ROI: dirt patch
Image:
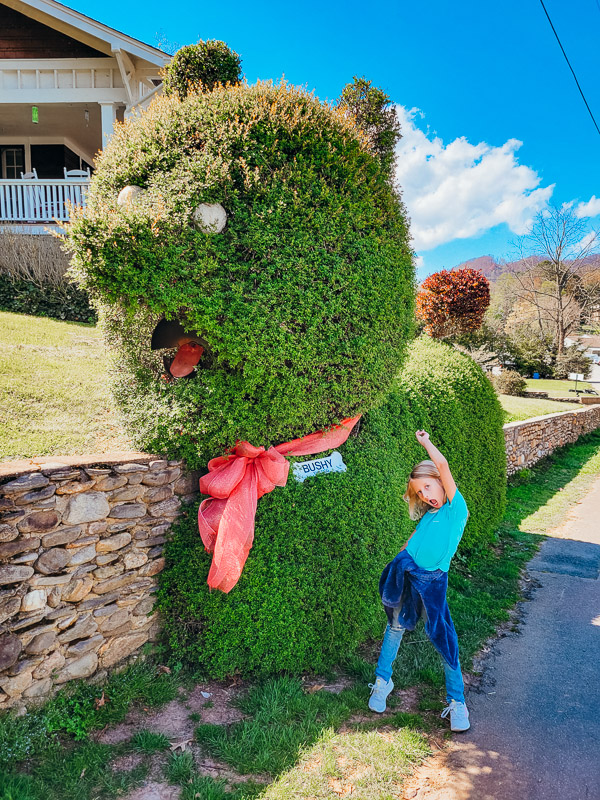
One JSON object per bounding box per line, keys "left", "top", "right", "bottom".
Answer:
{"left": 94, "top": 681, "right": 246, "bottom": 746}
{"left": 392, "top": 685, "right": 421, "bottom": 713}
{"left": 100, "top": 681, "right": 270, "bottom": 799}
{"left": 110, "top": 752, "right": 145, "bottom": 773}
{"left": 187, "top": 742, "right": 270, "bottom": 786}
{"left": 191, "top": 684, "right": 247, "bottom": 726}
{"left": 120, "top": 781, "right": 180, "bottom": 800}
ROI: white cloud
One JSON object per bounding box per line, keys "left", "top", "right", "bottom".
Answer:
{"left": 394, "top": 107, "right": 554, "bottom": 252}
{"left": 578, "top": 230, "right": 598, "bottom": 251}
{"left": 574, "top": 196, "right": 600, "bottom": 219}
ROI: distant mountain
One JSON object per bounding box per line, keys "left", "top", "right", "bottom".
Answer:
{"left": 450, "top": 256, "right": 508, "bottom": 281}
{"left": 449, "top": 254, "right": 599, "bottom": 281}
{"left": 452, "top": 255, "right": 499, "bottom": 276}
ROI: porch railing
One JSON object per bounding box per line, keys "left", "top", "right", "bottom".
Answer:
{"left": 0, "top": 179, "right": 90, "bottom": 223}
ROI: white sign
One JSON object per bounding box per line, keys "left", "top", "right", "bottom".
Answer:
{"left": 292, "top": 451, "right": 347, "bottom": 483}
{"left": 568, "top": 373, "right": 585, "bottom": 381}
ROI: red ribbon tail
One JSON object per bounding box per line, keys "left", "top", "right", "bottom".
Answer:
{"left": 198, "top": 497, "right": 226, "bottom": 553}
{"left": 206, "top": 468, "right": 258, "bottom": 593}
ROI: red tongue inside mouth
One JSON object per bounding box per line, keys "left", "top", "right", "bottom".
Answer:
{"left": 170, "top": 342, "right": 204, "bottom": 377}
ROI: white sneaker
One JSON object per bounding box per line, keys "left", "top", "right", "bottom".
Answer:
{"left": 368, "top": 677, "right": 394, "bottom": 713}
{"left": 441, "top": 699, "right": 470, "bottom": 731}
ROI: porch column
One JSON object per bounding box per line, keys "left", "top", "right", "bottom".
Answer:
{"left": 99, "top": 102, "right": 117, "bottom": 148}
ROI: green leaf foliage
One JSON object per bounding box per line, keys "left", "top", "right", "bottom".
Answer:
{"left": 337, "top": 76, "right": 402, "bottom": 180}
{"left": 156, "top": 336, "right": 506, "bottom": 677}
{"left": 163, "top": 40, "right": 242, "bottom": 98}
{"left": 0, "top": 273, "right": 95, "bottom": 323}
{"left": 66, "top": 81, "right": 415, "bottom": 467}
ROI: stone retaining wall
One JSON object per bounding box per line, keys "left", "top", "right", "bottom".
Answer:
{"left": 504, "top": 404, "right": 600, "bottom": 475}
{"left": 0, "top": 453, "right": 198, "bottom": 711}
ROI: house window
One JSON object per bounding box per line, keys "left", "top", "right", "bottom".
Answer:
{"left": 0, "top": 146, "right": 25, "bottom": 179}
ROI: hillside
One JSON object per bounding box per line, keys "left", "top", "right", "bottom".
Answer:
{"left": 452, "top": 254, "right": 599, "bottom": 282}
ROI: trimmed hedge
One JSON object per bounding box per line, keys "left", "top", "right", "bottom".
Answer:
{"left": 66, "top": 82, "right": 415, "bottom": 469}
{"left": 0, "top": 273, "right": 95, "bottom": 323}
{"left": 156, "top": 336, "right": 506, "bottom": 677}
{"left": 492, "top": 369, "right": 527, "bottom": 397}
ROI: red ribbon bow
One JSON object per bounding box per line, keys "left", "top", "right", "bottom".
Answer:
{"left": 198, "top": 415, "right": 361, "bottom": 592}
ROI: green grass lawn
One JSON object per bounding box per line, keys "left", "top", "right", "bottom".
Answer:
{"left": 525, "top": 377, "right": 593, "bottom": 398}
{"left": 0, "top": 311, "right": 131, "bottom": 461}
{"left": 3, "top": 430, "right": 599, "bottom": 800}
{"left": 499, "top": 393, "right": 577, "bottom": 423}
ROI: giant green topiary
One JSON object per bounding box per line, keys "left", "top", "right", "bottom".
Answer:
{"left": 68, "top": 82, "right": 415, "bottom": 468}
{"left": 67, "top": 81, "right": 506, "bottom": 677}
{"left": 157, "top": 336, "right": 506, "bottom": 676}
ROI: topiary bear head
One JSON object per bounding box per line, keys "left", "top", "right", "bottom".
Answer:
{"left": 68, "top": 82, "right": 415, "bottom": 469}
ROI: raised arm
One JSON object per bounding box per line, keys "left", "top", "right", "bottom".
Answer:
{"left": 415, "top": 430, "right": 457, "bottom": 503}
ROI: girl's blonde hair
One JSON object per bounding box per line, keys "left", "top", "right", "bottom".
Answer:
{"left": 403, "top": 460, "right": 445, "bottom": 522}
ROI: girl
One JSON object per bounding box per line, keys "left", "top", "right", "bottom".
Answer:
{"left": 368, "top": 430, "right": 470, "bottom": 732}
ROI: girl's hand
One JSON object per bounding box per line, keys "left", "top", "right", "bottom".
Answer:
{"left": 416, "top": 430, "right": 430, "bottom": 447}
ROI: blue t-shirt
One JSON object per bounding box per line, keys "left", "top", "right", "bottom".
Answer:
{"left": 405, "top": 489, "right": 469, "bottom": 572}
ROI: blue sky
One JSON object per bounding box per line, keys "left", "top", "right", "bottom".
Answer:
{"left": 76, "top": 0, "right": 600, "bottom": 276}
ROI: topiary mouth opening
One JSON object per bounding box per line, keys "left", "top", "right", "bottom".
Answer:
{"left": 151, "top": 317, "right": 210, "bottom": 381}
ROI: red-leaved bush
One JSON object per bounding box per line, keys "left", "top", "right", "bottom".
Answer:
{"left": 416, "top": 268, "right": 490, "bottom": 338}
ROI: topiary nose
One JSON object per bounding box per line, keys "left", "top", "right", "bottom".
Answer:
{"left": 170, "top": 341, "right": 204, "bottom": 377}
{"left": 151, "top": 318, "right": 209, "bottom": 380}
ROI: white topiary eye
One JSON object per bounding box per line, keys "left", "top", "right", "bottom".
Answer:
{"left": 117, "top": 186, "right": 146, "bottom": 206}
{"left": 192, "top": 203, "right": 227, "bottom": 233}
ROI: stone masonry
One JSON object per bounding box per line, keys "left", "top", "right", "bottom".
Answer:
{"left": 0, "top": 453, "right": 198, "bottom": 710}
{"left": 504, "top": 404, "right": 600, "bottom": 475}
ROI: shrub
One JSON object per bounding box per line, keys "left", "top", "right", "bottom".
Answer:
{"left": 0, "top": 273, "right": 95, "bottom": 323}
{"left": 162, "top": 40, "right": 242, "bottom": 99}
{"left": 0, "top": 230, "right": 69, "bottom": 285}
{"left": 67, "top": 82, "right": 415, "bottom": 469}
{"left": 553, "top": 345, "right": 592, "bottom": 380}
{"left": 416, "top": 268, "right": 490, "bottom": 338}
{"left": 0, "top": 231, "right": 95, "bottom": 322}
{"left": 156, "top": 336, "right": 506, "bottom": 677}
{"left": 492, "top": 369, "right": 527, "bottom": 396}
{"left": 336, "top": 76, "right": 402, "bottom": 181}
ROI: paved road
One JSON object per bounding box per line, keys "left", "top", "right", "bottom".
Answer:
{"left": 587, "top": 361, "right": 600, "bottom": 386}
{"left": 404, "top": 475, "right": 600, "bottom": 800}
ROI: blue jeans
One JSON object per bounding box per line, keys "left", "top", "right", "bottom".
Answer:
{"left": 375, "top": 621, "right": 465, "bottom": 704}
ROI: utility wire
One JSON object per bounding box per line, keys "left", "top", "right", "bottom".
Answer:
{"left": 539, "top": 0, "right": 600, "bottom": 137}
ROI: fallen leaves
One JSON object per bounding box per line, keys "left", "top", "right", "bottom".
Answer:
{"left": 170, "top": 738, "right": 193, "bottom": 752}
{"left": 94, "top": 691, "right": 109, "bottom": 709}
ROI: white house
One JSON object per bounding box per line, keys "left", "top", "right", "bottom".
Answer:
{"left": 564, "top": 334, "right": 600, "bottom": 363}
{"left": 0, "top": 0, "right": 171, "bottom": 229}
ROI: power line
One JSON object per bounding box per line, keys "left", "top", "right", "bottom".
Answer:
{"left": 539, "top": 0, "right": 600, "bottom": 137}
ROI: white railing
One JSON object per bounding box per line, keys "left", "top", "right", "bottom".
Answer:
{"left": 0, "top": 180, "right": 90, "bottom": 223}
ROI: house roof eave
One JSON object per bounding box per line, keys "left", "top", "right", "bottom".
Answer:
{"left": 2, "top": 0, "right": 172, "bottom": 66}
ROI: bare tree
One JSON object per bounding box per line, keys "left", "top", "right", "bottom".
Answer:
{"left": 509, "top": 205, "right": 600, "bottom": 354}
